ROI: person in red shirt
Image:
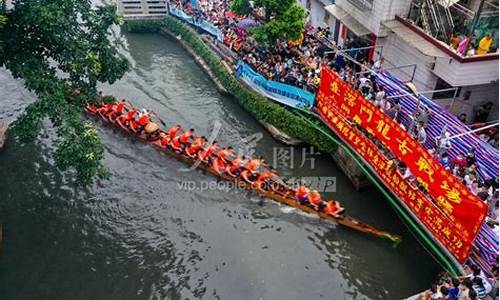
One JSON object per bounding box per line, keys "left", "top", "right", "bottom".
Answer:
{"left": 451, "top": 153, "right": 467, "bottom": 169}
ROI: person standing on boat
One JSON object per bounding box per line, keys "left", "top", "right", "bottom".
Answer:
{"left": 295, "top": 185, "right": 309, "bottom": 205}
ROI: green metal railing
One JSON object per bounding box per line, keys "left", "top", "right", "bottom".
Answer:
{"left": 292, "top": 109, "right": 460, "bottom": 276}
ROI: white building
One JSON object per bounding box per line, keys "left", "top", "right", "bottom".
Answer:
{"left": 297, "top": 0, "right": 336, "bottom": 32}
{"left": 117, "top": 0, "right": 168, "bottom": 20}
{"left": 322, "top": 0, "right": 499, "bottom": 122}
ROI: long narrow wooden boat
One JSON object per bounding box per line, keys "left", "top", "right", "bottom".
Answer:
{"left": 85, "top": 103, "right": 401, "bottom": 243}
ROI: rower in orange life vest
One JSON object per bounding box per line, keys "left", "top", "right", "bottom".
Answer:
{"left": 136, "top": 109, "right": 150, "bottom": 134}
{"left": 211, "top": 147, "right": 234, "bottom": 174}
{"left": 168, "top": 125, "right": 183, "bottom": 152}
{"left": 241, "top": 157, "right": 262, "bottom": 183}
{"left": 179, "top": 128, "right": 195, "bottom": 147}
{"left": 121, "top": 108, "right": 138, "bottom": 131}
{"left": 185, "top": 136, "right": 206, "bottom": 157}
{"left": 97, "top": 102, "right": 114, "bottom": 117}
{"left": 252, "top": 171, "right": 273, "bottom": 192}
{"left": 167, "top": 124, "right": 181, "bottom": 140}
{"left": 308, "top": 190, "right": 324, "bottom": 211}
{"left": 295, "top": 185, "right": 309, "bottom": 205}
{"left": 324, "top": 200, "right": 344, "bottom": 218}
{"left": 109, "top": 99, "right": 127, "bottom": 120}
{"left": 198, "top": 141, "right": 218, "bottom": 162}
{"left": 226, "top": 155, "right": 245, "bottom": 177}
{"left": 159, "top": 132, "right": 170, "bottom": 148}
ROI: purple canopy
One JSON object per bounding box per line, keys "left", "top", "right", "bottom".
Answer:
{"left": 237, "top": 18, "right": 259, "bottom": 29}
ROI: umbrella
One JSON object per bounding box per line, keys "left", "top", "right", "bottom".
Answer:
{"left": 237, "top": 18, "right": 259, "bottom": 29}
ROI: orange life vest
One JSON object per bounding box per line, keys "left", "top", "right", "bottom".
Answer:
{"left": 199, "top": 144, "right": 217, "bottom": 160}
{"left": 115, "top": 102, "right": 126, "bottom": 114}
{"left": 138, "top": 114, "right": 149, "bottom": 126}
{"left": 104, "top": 103, "right": 113, "bottom": 111}
{"left": 186, "top": 137, "right": 204, "bottom": 156}
{"left": 257, "top": 171, "right": 272, "bottom": 182}
{"left": 325, "top": 201, "right": 339, "bottom": 216}
{"left": 228, "top": 157, "right": 243, "bottom": 174}
{"left": 160, "top": 135, "right": 170, "bottom": 147}
{"left": 295, "top": 186, "right": 309, "bottom": 199}
{"left": 171, "top": 136, "right": 182, "bottom": 150}
{"left": 308, "top": 191, "right": 322, "bottom": 206}
{"left": 167, "top": 126, "right": 180, "bottom": 139}
{"left": 217, "top": 149, "right": 231, "bottom": 160}
{"left": 212, "top": 158, "right": 226, "bottom": 173}
{"left": 127, "top": 110, "right": 137, "bottom": 120}
{"left": 246, "top": 159, "right": 261, "bottom": 172}
{"left": 180, "top": 131, "right": 193, "bottom": 144}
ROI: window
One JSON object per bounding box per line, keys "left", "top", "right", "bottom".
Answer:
{"left": 432, "top": 78, "right": 461, "bottom": 100}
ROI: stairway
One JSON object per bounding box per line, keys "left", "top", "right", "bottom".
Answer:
{"left": 416, "top": 0, "right": 455, "bottom": 42}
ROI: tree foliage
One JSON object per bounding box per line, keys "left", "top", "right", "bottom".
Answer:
{"left": 0, "top": 0, "right": 129, "bottom": 185}
{"left": 231, "top": 0, "right": 307, "bottom": 44}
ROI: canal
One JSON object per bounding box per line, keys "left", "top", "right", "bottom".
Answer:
{"left": 0, "top": 29, "right": 441, "bottom": 299}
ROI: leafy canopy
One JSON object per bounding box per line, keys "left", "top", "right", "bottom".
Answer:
{"left": 231, "top": 0, "right": 307, "bottom": 44}
{"left": 0, "top": 0, "right": 129, "bottom": 185}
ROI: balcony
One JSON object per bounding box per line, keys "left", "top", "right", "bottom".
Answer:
{"left": 345, "top": 0, "right": 373, "bottom": 11}
{"left": 384, "top": 16, "right": 498, "bottom": 86}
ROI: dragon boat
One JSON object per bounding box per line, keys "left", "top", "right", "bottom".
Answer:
{"left": 85, "top": 101, "right": 401, "bottom": 243}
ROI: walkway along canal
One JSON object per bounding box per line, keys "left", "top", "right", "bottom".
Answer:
{"left": 0, "top": 27, "right": 441, "bottom": 299}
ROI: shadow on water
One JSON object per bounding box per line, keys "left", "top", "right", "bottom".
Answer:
{"left": 0, "top": 29, "right": 441, "bottom": 300}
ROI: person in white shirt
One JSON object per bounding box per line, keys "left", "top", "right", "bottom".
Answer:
{"left": 373, "top": 57, "right": 384, "bottom": 70}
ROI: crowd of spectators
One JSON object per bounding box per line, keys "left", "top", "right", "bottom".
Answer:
{"left": 417, "top": 264, "right": 498, "bottom": 300}
{"left": 169, "top": 0, "right": 499, "bottom": 234}
{"left": 449, "top": 32, "right": 497, "bottom": 57}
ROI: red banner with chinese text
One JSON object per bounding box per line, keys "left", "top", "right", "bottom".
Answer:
{"left": 316, "top": 67, "right": 487, "bottom": 262}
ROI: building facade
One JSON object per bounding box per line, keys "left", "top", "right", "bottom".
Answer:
{"left": 117, "top": 0, "right": 168, "bottom": 20}
{"left": 322, "top": 0, "right": 499, "bottom": 123}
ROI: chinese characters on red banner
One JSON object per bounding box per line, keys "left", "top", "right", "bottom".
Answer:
{"left": 316, "top": 67, "right": 488, "bottom": 263}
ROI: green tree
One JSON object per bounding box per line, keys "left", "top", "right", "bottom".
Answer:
{"left": 0, "top": 0, "right": 129, "bottom": 185}
{"left": 231, "top": 0, "right": 307, "bottom": 44}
